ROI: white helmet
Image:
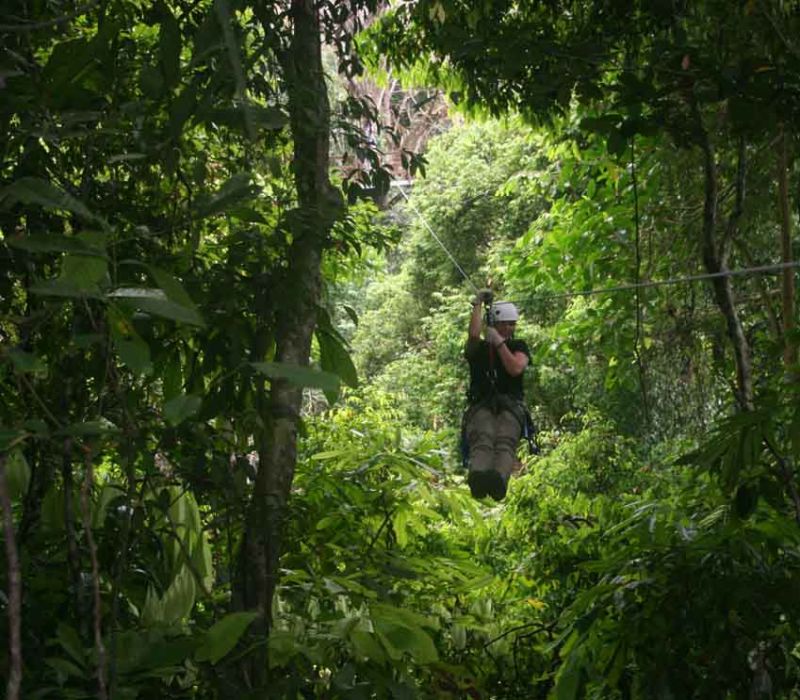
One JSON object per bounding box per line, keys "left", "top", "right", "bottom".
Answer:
{"left": 490, "top": 301, "right": 519, "bottom": 323}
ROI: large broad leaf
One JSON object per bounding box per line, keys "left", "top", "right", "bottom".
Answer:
{"left": 316, "top": 307, "right": 358, "bottom": 403}
{"left": 164, "top": 394, "right": 202, "bottom": 426}
{"left": 195, "top": 612, "right": 258, "bottom": 665}
{"left": 29, "top": 279, "right": 104, "bottom": 299}
{"left": 251, "top": 362, "right": 340, "bottom": 394}
{"left": 114, "top": 334, "right": 152, "bottom": 376}
{"left": 61, "top": 254, "right": 108, "bottom": 289}
{"left": 195, "top": 173, "right": 257, "bottom": 218}
{"left": 7, "top": 349, "right": 47, "bottom": 374}
{"left": 0, "top": 177, "right": 103, "bottom": 226}
{"left": 374, "top": 620, "right": 438, "bottom": 665}
{"left": 349, "top": 629, "right": 387, "bottom": 663}
{"left": 142, "top": 566, "right": 197, "bottom": 625}
{"left": 5, "top": 449, "right": 31, "bottom": 501}
{"left": 317, "top": 330, "right": 358, "bottom": 388}
{"left": 200, "top": 104, "right": 288, "bottom": 134}
{"left": 108, "top": 287, "right": 205, "bottom": 326}
{"left": 147, "top": 266, "right": 198, "bottom": 309}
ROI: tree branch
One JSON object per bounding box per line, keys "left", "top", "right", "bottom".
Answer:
{"left": 80, "top": 448, "right": 108, "bottom": 700}
{"left": 0, "top": 455, "right": 22, "bottom": 700}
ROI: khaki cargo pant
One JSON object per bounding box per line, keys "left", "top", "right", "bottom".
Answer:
{"left": 464, "top": 398, "right": 523, "bottom": 479}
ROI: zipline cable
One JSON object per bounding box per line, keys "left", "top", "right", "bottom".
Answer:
{"left": 392, "top": 182, "right": 800, "bottom": 306}
{"left": 519, "top": 261, "right": 800, "bottom": 304}
{"left": 396, "top": 186, "right": 479, "bottom": 294}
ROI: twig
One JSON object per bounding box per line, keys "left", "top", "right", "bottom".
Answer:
{"left": 483, "top": 621, "right": 552, "bottom": 648}
{"left": 0, "top": 455, "right": 22, "bottom": 700}
{"left": 364, "top": 508, "right": 394, "bottom": 555}
{"left": 631, "top": 136, "right": 651, "bottom": 426}
{"left": 80, "top": 448, "right": 108, "bottom": 700}
{"left": 19, "top": 373, "right": 63, "bottom": 428}
{"left": 0, "top": 2, "right": 98, "bottom": 32}
{"left": 62, "top": 439, "right": 81, "bottom": 597}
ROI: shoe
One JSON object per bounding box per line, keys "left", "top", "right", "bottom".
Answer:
{"left": 468, "top": 470, "right": 506, "bottom": 501}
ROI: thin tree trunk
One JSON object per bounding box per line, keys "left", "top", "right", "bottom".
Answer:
{"left": 692, "top": 100, "right": 754, "bottom": 410}
{"left": 776, "top": 123, "right": 797, "bottom": 374}
{"left": 241, "top": 0, "right": 343, "bottom": 684}
{"left": 0, "top": 455, "right": 23, "bottom": 700}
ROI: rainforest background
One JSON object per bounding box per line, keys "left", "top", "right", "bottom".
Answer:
{"left": 2, "top": 0, "right": 800, "bottom": 698}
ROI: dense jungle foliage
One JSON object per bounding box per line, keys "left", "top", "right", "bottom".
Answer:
{"left": 2, "top": 0, "right": 800, "bottom": 698}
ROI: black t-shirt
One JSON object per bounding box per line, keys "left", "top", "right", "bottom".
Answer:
{"left": 466, "top": 338, "right": 531, "bottom": 403}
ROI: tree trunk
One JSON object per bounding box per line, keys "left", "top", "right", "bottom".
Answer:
{"left": 776, "top": 123, "right": 797, "bottom": 375}
{"left": 239, "top": 0, "right": 342, "bottom": 685}
{"left": 692, "top": 101, "right": 754, "bottom": 410}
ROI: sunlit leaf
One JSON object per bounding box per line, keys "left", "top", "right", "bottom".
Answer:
{"left": 251, "top": 361, "right": 340, "bottom": 393}
{"left": 196, "top": 612, "right": 258, "bottom": 664}
{"left": 0, "top": 177, "right": 104, "bottom": 226}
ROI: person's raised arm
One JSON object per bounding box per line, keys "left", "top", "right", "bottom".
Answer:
{"left": 466, "top": 290, "right": 492, "bottom": 354}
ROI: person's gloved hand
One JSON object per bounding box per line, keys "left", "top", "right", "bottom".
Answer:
{"left": 472, "top": 288, "right": 493, "bottom": 305}
{"left": 485, "top": 326, "right": 504, "bottom": 347}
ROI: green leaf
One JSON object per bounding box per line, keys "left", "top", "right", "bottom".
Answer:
{"left": 159, "top": 6, "right": 182, "bottom": 89}
{"left": 251, "top": 362, "right": 341, "bottom": 394}
{"left": 149, "top": 566, "right": 197, "bottom": 624}
{"left": 196, "top": 612, "right": 258, "bottom": 664}
{"left": 553, "top": 644, "right": 584, "bottom": 700}
{"left": 164, "top": 393, "right": 202, "bottom": 425}
{"left": 28, "top": 279, "right": 104, "bottom": 299}
{"left": 60, "top": 419, "right": 119, "bottom": 436}
{"left": 44, "top": 656, "right": 86, "bottom": 680}
{"left": 317, "top": 329, "right": 359, "bottom": 394}
{"left": 201, "top": 104, "right": 288, "bottom": 134}
{"left": 371, "top": 603, "right": 439, "bottom": 631}
{"left": 343, "top": 304, "right": 359, "bottom": 326}
{"left": 147, "top": 266, "right": 197, "bottom": 309}
{"left": 169, "top": 84, "right": 197, "bottom": 138}
{"left": 108, "top": 306, "right": 152, "bottom": 375}
{"left": 0, "top": 177, "right": 103, "bottom": 226}
{"left": 60, "top": 254, "right": 108, "bottom": 290}
{"left": 5, "top": 449, "right": 31, "bottom": 500}
{"left": 109, "top": 288, "right": 205, "bottom": 326}
{"left": 196, "top": 173, "right": 257, "bottom": 218}
{"left": 6, "top": 234, "right": 103, "bottom": 255}
{"left": 268, "top": 630, "right": 299, "bottom": 668}
{"left": 374, "top": 620, "right": 438, "bottom": 664}
{"left": 7, "top": 348, "right": 47, "bottom": 374}
{"left": 56, "top": 624, "right": 86, "bottom": 668}
{"left": 350, "top": 629, "right": 386, "bottom": 663}
{"left": 115, "top": 335, "right": 152, "bottom": 376}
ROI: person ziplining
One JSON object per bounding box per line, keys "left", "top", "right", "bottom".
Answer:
{"left": 394, "top": 181, "right": 800, "bottom": 501}
{"left": 463, "top": 290, "right": 534, "bottom": 501}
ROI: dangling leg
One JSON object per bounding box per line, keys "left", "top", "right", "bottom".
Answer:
{"left": 465, "top": 405, "right": 505, "bottom": 499}
{"left": 491, "top": 408, "right": 523, "bottom": 500}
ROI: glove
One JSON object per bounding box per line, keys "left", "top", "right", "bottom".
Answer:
{"left": 472, "top": 288, "right": 493, "bottom": 305}
{"left": 485, "top": 326, "right": 504, "bottom": 348}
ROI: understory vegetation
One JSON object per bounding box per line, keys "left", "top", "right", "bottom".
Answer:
{"left": 2, "top": 1, "right": 800, "bottom": 698}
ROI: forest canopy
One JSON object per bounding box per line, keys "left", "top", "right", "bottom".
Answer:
{"left": 1, "top": 0, "right": 800, "bottom": 698}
